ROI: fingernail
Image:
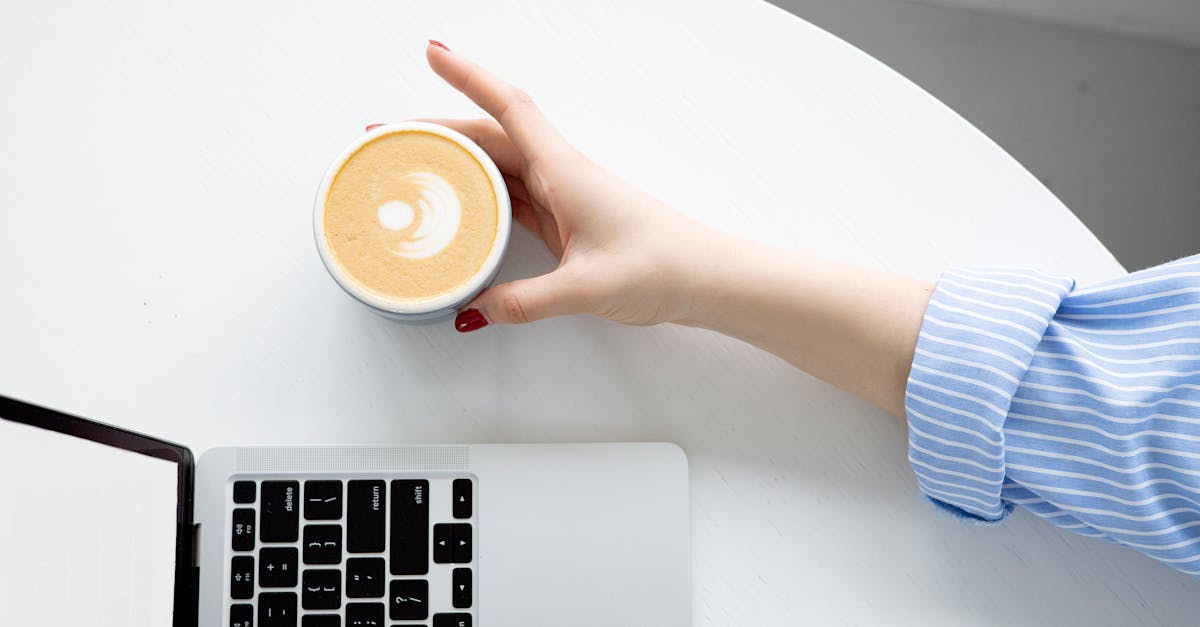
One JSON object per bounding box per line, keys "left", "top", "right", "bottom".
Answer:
{"left": 429, "top": 40, "right": 449, "bottom": 51}
{"left": 455, "top": 308, "right": 488, "bottom": 333}
{"left": 365, "top": 124, "right": 385, "bottom": 132}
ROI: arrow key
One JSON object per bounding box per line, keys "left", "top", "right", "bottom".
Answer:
{"left": 433, "top": 523, "right": 472, "bottom": 564}
{"left": 452, "top": 567, "right": 472, "bottom": 608}
{"left": 433, "top": 524, "right": 453, "bottom": 563}
{"left": 452, "top": 524, "right": 472, "bottom": 563}
{"left": 452, "top": 478, "right": 472, "bottom": 518}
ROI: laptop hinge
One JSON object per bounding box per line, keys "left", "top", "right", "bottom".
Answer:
{"left": 189, "top": 523, "right": 200, "bottom": 627}
{"left": 173, "top": 522, "right": 200, "bottom": 627}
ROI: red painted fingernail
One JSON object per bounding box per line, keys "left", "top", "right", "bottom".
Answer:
{"left": 365, "top": 124, "right": 385, "bottom": 132}
{"left": 455, "top": 308, "right": 487, "bottom": 333}
{"left": 429, "top": 40, "right": 449, "bottom": 51}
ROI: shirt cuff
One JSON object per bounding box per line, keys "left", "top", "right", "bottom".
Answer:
{"left": 905, "top": 268, "right": 1075, "bottom": 522}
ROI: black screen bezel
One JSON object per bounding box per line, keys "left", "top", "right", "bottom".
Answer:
{"left": 0, "top": 394, "right": 197, "bottom": 626}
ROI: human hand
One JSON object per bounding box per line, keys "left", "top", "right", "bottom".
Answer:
{"left": 417, "top": 41, "right": 725, "bottom": 332}
{"left": 390, "top": 42, "right": 932, "bottom": 416}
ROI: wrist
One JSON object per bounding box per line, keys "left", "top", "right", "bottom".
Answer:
{"left": 670, "top": 226, "right": 748, "bottom": 330}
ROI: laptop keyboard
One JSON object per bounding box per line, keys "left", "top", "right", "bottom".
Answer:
{"left": 227, "top": 477, "right": 475, "bottom": 627}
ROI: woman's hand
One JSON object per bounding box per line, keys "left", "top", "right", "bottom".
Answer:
{"left": 421, "top": 41, "right": 724, "bottom": 330}
{"left": 420, "top": 41, "right": 933, "bottom": 417}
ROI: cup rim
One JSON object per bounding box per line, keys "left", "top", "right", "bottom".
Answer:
{"left": 313, "top": 121, "right": 512, "bottom": 315}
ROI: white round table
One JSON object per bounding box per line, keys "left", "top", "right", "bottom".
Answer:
{"left": 1, "top": 1, "right": 1194, "bottom": 624}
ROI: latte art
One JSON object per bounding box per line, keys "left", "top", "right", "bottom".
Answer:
{"left": 319, "top": 127, "right": 502, "bottom": 305}
{"left": 377, "top": 172, "right": 463, "bottom": 259}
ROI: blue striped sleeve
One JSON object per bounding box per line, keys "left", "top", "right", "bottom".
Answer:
{"left": 906, "top": 267, "right": 1074, "bottom": 522}
{"left": 906, "top": 254, "right": 1200, "bottom": 577}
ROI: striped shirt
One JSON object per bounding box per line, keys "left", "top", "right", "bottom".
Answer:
{"left": 905, "top": 254, "right": 1200, "bottom": 577}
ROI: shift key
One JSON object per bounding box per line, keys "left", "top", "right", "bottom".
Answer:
{"left": 390, "top": 479, "right": 428, "bottom": 575}
{"left": 348, "top": 480, "right": 386, "bottom": 553}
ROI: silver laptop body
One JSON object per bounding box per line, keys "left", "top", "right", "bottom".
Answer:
{"left": 0, "top": 395, "right": 691, "bottom": 627}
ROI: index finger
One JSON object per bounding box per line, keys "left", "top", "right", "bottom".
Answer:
{"left": 425, "top": 42, "right": 571, "bottom": 164}
{"left": 411, "top": 118, "right": 525, "bottom": 176}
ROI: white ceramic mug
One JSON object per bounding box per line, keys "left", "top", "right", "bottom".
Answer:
{"left": 313, "top": 122, "right": 512, "bottom": 321}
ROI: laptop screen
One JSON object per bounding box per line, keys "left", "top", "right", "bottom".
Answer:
{"left": 0, "top": 412, "right": 181, "bottom": 625}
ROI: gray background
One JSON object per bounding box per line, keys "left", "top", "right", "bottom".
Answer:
{"left": 771, "top": 0, "right": 1200, "bottom": 271}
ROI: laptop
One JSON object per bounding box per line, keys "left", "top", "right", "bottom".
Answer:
{"left": 0, "top": 395, "right": 691, "bottom": 627}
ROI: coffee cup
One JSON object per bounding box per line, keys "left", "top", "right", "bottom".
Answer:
{"left": 314, "top": 122, "right": 511, "bottom": 321}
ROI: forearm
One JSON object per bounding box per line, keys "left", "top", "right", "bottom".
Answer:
{"left": 680, "top": 231, "right": 933, "bottom": 417}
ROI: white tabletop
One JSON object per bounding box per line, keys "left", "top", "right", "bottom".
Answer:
{"left": 2, "top": 1, "right": 1195, "bottom": 625}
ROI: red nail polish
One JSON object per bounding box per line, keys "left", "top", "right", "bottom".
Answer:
{"left": 365, "top": 124, "right": 385, "bottom": 132}
{"left": 455, "top": 308, "right": 487, "bottom": 333}
{"left": 429, "top": 40, "right": 449, "bottom": 51}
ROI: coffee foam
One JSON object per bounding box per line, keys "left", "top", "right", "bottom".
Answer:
{"left": 321, "top": 130, "right": 499, "bottom": 303}
{"left": 375, "top": 171, "right": 462, "bottom": 259}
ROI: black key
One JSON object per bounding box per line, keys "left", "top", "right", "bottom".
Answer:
{"left": 261, "top": 481, "right": 299, "bottom": 542}
{"left": 345, "top": 602, "right": 385, "bottom": 627}
{"left": 302, "top": 569, "right": 341, "bottom": 610}
{"left": 230, "top": 555, "right": 254, "bottom": 600}
{"left": 389, "top": 480, "right": 428, "bottom": 574}
{"left": 232, "top": 508, "right": 256, "bottom": 552}
{"left": 347, "top": 480, "right": 385, "bottom": 553}
{"left": 303, "top": 524, "right": 342, "bottom": 564}
{"left": 259, "top": 547, "right": 298, "bottom": 588}
{"left": 433, "top": 524, "right": 452, "bottom": 564}
{"left": 345, "top": 557, "right": 385, "bottom": 598}
{"left": 452, "top": 523, "right": 472, "bottom": 563}
{"left": 452, "top": 479, "right": 472, "bottom": 519}
{"left": 233, "top": 480, "right": 256, "bottom": 504}
{"left": 433, "top": 524, "right": 472, "bottom": 564}
{"left": 433, "top": 614, "right": 472, "bottom": 627}
{"left": 258, "top": 592, "right": 297, "bottom": 627}
{"left": 301, "top": 616, "right": 339, "bottom": 627}
{"left": 304, "top": 480, "right": 343, "bottom": 520}
{"left": 452, "top": 568, "right": 472, "bottom": 609}
{"left": 389, "top": 579, "right": 429, "bottom": 621}
{"left": 230, "top": 603, "right": 254, "bottom": 627}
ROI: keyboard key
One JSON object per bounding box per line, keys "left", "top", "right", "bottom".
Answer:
{"left": 388, "top": 579, "right": 429, "bottom": 621}
{"left": 345, "top": 602, "right": 385, "bottom": 626}
{"left": 452, "top": 523, "right": 472, "bottom": 563}
{"left": 304, "top": 480, "right": 343, "bottom": 520}
{"left": 347, "top": 480, "right": 385, "bottom": 553}
{"left": 230, "top": 555, "right": 254, "bottom": 600}
{"left": 433, "top": 614, "right": 472, "bottom": 627}
{"left": 345, "top": 557, "right": 385, "bottom": 598}
{"left": 452, "top": 479, "right": 472, "bottom": 519}
{"left": 433, "top": 524, "right": 472, "bottom": 564}
{"left": 232, "top": 508, "right": 256, "bottom": 552}
{"left": 452, "top": 568, "right": 472, "bottom": 609}
{"left": 303, "top": 524, "right": 342, "bottom": 564}
{"left": 302, "top": 569, "right": 341, "bottom": 610}
{"left": 230, "top": 603, "right": 254, "bottom": 627}
{"left": 261, "top": 481, "right": 299, "bottom": 542}
{"left": 302, "top": 616, "right": 339, "bottom": 627}
{"left": 389, "top": 480, "right": 429, "bottom": 575}
{"left": 433, "top": 524, "right": 452, "bottom": 564}
{"left": 259, "top": 547, "right": 298, "bottom": 588}
{"left": 233, "top": 480, "right": 256, "bottom": 504}
{"left": 258, "top": 592, "right": 297, "bottom": 627}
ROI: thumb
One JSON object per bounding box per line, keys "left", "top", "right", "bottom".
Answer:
{"left": 454, "top": 270, "right": 585, "bottom": 331}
